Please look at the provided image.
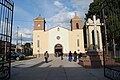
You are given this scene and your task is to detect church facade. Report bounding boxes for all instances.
[33,14,85,56]
[33,14,103,57]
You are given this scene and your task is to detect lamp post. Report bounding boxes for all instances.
[100,0,108,76]
[102,9,108,55]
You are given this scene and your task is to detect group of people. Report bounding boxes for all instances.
[68,51,82,62]
[44,51,82,63]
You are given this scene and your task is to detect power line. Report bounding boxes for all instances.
[14,20,33,22]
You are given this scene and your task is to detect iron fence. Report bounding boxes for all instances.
[0,0,14,79]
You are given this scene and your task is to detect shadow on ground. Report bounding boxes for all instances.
[24,56,36,60]
[29,60,53,68]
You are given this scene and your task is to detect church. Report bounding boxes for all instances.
[33,14,102,57]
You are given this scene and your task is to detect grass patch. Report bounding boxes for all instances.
[113,58,120,60]
[113,58,120,63]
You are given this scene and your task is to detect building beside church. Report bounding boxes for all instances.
[33,14,103,57]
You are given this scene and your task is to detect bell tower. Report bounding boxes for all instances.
[70,13,82,31]
[34,15,46,31]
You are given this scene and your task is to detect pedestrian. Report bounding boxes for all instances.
[44,51,49,63]
[68,51,72,62]
[55,52,57,57]
[78,52,82,60]
[73,51,77,62]
[60,52,63,60]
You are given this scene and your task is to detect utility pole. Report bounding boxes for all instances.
[102,9,108,54]
[21,34,22,46]
[16,26,19,52]
[21,34,22,53]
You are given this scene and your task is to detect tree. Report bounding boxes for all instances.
[85,0,100,20]
[24,43,31,48]
[23,43,33,56]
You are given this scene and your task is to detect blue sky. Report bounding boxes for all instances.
[13,0,93,44]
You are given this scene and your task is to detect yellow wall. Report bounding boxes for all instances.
[33,27,85,55]
[69,29,85,53]
[33,30,48,55]
[48,27,69,54]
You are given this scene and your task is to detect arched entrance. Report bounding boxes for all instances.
[54,44,63,57]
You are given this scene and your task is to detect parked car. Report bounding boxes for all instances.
[7,51,25,61]
[0,54,4,62]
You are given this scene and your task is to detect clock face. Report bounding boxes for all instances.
[37,23,41,27]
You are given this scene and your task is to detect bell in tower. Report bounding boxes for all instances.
[70,13,82,31]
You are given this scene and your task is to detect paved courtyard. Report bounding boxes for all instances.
[10,55,109,80]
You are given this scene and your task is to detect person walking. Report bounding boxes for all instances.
[73,51,77,62]
[44,51,49,63]
[78,52,82,60]
[60,52,63,60]
[68,51,72,62]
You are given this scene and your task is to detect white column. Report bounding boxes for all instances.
[98,29,103,51]
[86,28,89,49]
[93,15,98,51]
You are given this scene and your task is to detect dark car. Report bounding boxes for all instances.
[0,54,4,62]
[7,51,25,61]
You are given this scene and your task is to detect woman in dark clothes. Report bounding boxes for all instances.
[68,51,72,62]
[73,51,77,62]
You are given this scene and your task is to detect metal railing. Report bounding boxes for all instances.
[105,67,120,80]
[0,0,14,79]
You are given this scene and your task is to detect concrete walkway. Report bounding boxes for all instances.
[10,56,109,80]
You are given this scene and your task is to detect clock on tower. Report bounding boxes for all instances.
[37,23,41,27]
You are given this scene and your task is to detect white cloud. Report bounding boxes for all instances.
[13,0,93,44]
[54,1,64,8]
[47,11,75,28]
[12,28,33,44]
[46,0,93,29]
[70,0,93,13]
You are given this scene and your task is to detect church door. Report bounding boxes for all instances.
[54,44,63,57]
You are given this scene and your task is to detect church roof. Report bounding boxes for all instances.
[34,15,44,20]
[72,13,82,20]
[47,26,70,31]
[73,15,80,19]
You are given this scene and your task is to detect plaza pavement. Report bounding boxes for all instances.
[10,55,109,80]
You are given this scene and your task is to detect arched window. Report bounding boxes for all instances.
[76,23,79,29]
[77,39,79,47]
[57,27,60,31]
[92,30,95,46]
[97,31,100,49]
[37,40,39,47]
